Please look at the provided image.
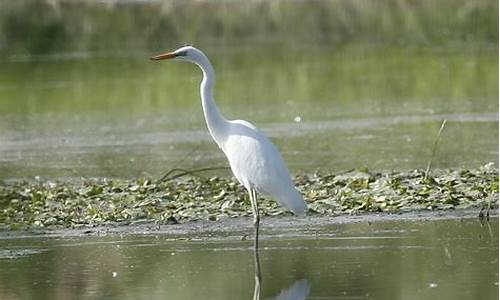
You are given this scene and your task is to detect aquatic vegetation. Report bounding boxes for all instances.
[0,164,497,230]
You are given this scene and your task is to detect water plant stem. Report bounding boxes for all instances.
[424,120,447,181]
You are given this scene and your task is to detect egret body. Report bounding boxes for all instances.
[151,46,307,246]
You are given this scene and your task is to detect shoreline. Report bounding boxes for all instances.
[0,208,496,240]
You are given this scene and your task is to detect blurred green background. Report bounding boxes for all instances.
[0,0,498,179]
[1,0,497,55]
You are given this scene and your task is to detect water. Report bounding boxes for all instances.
[0,217,497,299]
[0,1,498,179]
[0,47,497,179]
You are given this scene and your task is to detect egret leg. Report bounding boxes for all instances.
[248,188,261,299]
[253,246,261,300]
[249,189,260,251]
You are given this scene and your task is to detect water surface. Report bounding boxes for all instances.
[0,46,497,179]
[0,217,497,299]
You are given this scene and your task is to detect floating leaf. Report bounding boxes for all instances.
[0,165,497,229]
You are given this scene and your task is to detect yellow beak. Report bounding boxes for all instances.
[150,51,177,61]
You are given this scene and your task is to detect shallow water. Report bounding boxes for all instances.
[0,1,499,179]
[0,217,497,300]
[0,47,498,179]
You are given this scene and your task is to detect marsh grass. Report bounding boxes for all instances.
[0,0,497,56]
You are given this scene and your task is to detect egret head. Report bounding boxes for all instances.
[150,46,206,65]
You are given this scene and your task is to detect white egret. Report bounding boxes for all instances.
[151,46,307,247]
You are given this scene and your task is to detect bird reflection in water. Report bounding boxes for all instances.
[252,246,310,300]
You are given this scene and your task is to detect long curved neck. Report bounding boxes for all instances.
[196,58,228,145]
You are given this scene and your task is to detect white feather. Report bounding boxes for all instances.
[159,46,307,216]
[222,120,307,215]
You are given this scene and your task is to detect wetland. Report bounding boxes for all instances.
[0,1,498,299]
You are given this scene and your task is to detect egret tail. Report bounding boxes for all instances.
[277,188,307,216]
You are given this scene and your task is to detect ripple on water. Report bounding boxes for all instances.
[0,248,47,259]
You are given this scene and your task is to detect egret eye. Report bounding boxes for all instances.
[177,50,188,57]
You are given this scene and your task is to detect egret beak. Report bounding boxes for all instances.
[150,51,177,61]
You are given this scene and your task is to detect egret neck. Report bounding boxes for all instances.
[196,56,228,146]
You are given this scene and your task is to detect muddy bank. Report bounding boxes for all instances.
[0,208,495,240]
